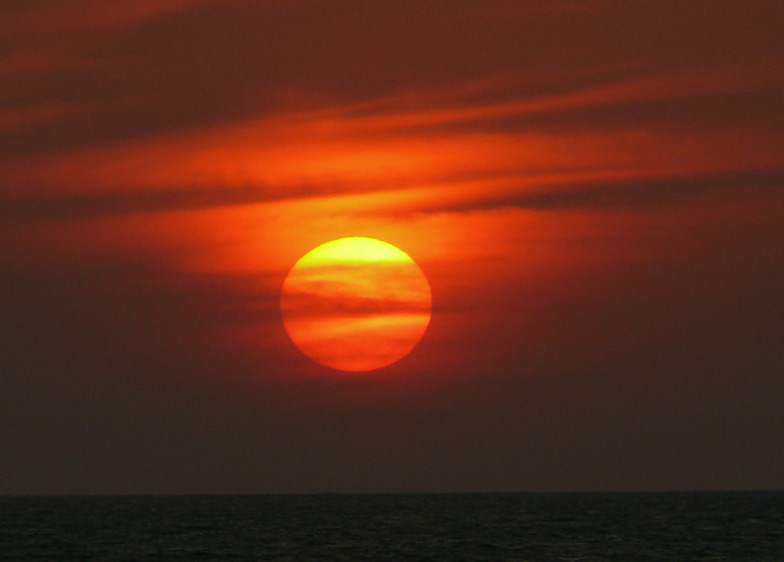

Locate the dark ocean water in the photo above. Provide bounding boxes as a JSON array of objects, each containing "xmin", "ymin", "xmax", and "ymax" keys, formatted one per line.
[{"xmin": 1, "ymin": 492, "xmax": 783, "ymax": 560}]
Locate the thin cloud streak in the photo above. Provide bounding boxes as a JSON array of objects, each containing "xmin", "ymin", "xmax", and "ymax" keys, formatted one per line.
[
  {"xmin": 4, "ymin": 168, "xmax": 783, "ymax": 226},
  {"xmin": 0, "ymin": 184, "xmax": 304, "ymax": 224},
  {"xmin": 318, "ymin": 63, "xmax": 783, "ymax": 133},
  {"xmin": 387, "ymin": 168, "xmax": 784, "ymax": 217}
]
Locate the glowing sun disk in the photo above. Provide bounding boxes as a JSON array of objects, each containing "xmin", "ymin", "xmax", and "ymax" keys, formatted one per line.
[{"xmin": 280, "ymin": 237, "xmax": 432, "ymax": 372}]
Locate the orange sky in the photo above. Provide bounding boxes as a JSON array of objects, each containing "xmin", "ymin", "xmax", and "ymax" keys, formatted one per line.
[{"xmin": 1, "ymin": 0, "xmax": 783, "ymax": 494}]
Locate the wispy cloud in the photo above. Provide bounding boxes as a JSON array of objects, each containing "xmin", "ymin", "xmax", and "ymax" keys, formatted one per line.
[
  {"xmin": 5, "ymin": 166, "xmax": 781, "ymax": 226},
  {"xmin": 400, "ymin": 168, "xmax": 784, "ymax": 216},
  {"xmin": 3, "ymin": 0, "xmax": 782, "ymax": 160},
  {"xmin": 0, "ymin": 180, "xmax": 372, "ymax": 224}
]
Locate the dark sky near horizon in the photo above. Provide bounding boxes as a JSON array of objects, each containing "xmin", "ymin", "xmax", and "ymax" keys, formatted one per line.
[{"xmin": 1, "ymin": 0, "xmax": 783, "ymax": 494}]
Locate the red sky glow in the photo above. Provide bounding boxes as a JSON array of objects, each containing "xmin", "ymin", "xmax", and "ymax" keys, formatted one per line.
[{"xmin": 1, "ymin": 0, "xmax": 783, "ymax": 494}]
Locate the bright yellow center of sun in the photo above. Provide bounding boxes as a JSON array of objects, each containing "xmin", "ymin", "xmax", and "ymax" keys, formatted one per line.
[{"xmin": 280, "ymin": 237, "xmax": 432, "ymax": 372}]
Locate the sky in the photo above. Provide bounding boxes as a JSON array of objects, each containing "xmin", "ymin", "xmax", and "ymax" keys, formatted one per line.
[{"xmin": 1, "ymin": 0, "xmax": 783, "ymax": 494}]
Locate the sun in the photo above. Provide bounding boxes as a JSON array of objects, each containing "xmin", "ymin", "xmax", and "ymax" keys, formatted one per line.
[{"xmin": 280, "ymin": 237, "xmax": 432, "ymax": 372}]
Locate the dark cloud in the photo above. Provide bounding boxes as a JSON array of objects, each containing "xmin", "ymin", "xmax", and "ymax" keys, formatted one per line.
[
  {"xmin": 393, "ymin": 168, "xmax": 784, "ymax": 216},
  {"xmin": 0, "ymin": 184, "xmax": 293, "ymax": 224},
  {"xmin": 3, "ymin": 167, "xmax": 781, "ymax": 226}
]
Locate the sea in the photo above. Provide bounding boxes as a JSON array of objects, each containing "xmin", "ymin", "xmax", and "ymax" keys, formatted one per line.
[{"xmin": 1, "ymin": 492, "xmax": 783, "ymax": 560}]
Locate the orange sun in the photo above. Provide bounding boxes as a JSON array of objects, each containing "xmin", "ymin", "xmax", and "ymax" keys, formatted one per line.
[{"xmin": 280, "ymin": 237, "xmax": 432, "ymax": 372}]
